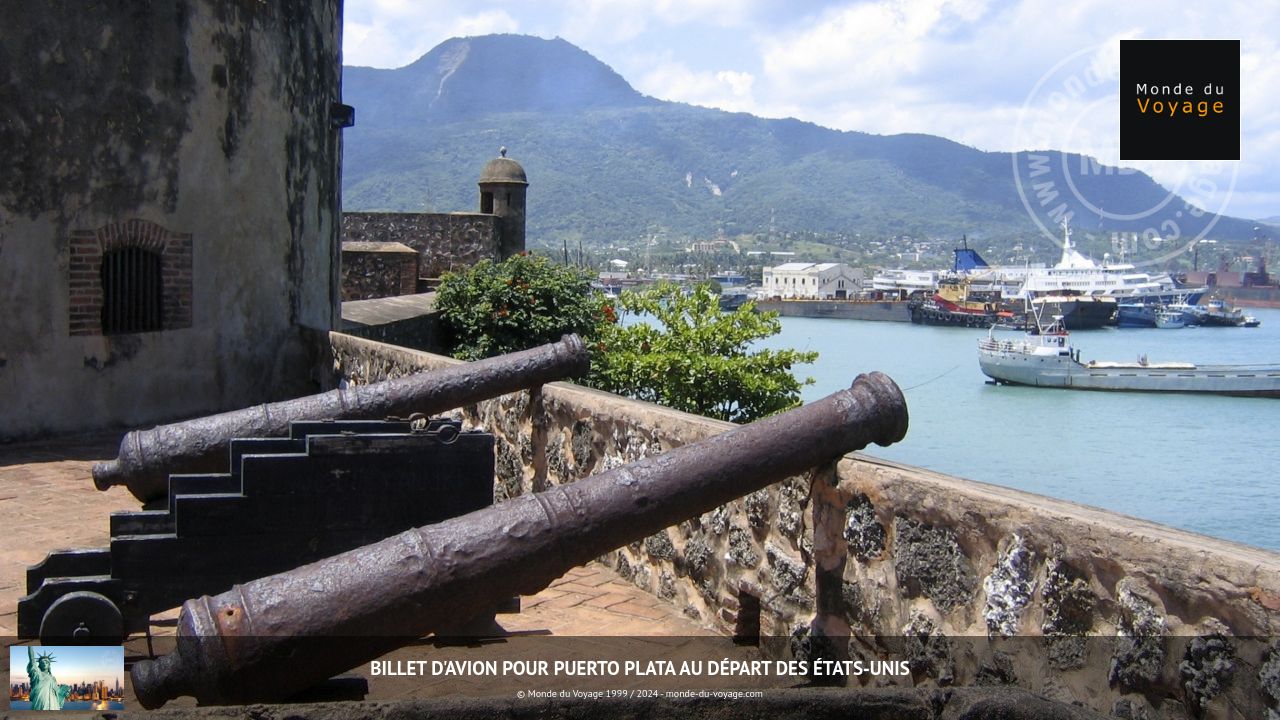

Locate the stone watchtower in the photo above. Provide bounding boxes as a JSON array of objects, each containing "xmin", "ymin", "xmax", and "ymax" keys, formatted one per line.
[{"xmin": 478, "ymin": 147, "xmax": 527, "ymax": 259}]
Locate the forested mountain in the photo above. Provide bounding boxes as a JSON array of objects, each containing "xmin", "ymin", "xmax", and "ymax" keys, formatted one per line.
[{"xmin": 342, "ymin": 34, "xmax": 1258, "ymax": 248}]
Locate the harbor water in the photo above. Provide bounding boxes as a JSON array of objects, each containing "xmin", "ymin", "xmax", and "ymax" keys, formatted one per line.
[{"xmin": 756, "ymin": 307, "xmax": 1280, "ymax": 552}]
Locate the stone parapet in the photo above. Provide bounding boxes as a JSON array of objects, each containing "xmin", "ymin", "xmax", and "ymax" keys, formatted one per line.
[
  {"xmin": 342, "ymin": 212, "xmax": 501, "ymax": 279},
  {"xmin": 340, "ymin": 241, "xmax": 418, "ymax": 300},
  {"xmin": 324, "ymin": 331, "xmax": 1280, "ymax": 718}
]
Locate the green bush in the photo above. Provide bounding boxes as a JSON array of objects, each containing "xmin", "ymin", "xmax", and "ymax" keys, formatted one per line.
[
  {"xmin": 435, "ymin": 254, "xmax": 604, "ymax": 360},
  {"xmin": 587, "ymin": 283, "xmax": 816, "ymax": 423}
]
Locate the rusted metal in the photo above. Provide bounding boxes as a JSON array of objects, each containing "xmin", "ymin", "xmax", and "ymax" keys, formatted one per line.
[
  {"xmin": 130, "ymin": 372, "xmax": 907, "ymax": 708},
  {"xmin": 22, "ymin": 419, "xmax": 496, "ymax": 642},
  {"xmin": 93, "ymin": 335, "xmax": 590, "ymax": 503}
]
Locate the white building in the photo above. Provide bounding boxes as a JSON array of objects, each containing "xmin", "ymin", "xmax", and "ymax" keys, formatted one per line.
[{"xmin": 762, "ymin": 262, "xmax": 865, "ymax": 299}]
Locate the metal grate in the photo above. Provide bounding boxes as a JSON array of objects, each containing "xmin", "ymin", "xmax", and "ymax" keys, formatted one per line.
[{"xmin": 101, "ymin": 246, "xmax": 163, "ymax": 335}]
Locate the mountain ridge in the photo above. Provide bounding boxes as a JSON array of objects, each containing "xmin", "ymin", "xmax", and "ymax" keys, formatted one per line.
[{"xmin": 341, "ymin": 34, "xmax": 1260, "ymax": 249}]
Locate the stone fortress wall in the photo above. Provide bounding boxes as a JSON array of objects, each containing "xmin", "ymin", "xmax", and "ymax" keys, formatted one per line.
[
  {"xmin": 340, "ymin": 241, "xmax": 420, "ymax": 301},
  {"xmin": 343, "ymin": 212, "xmax": 501, "ymax": 282},
  {"xmin": 341, "ymin": 149, "xmax": 529, "ymax": 290},
  {"xmin": 326, "ymin": 331, "xmax": 1280, "ymax": 720},
  {"xmin": 0, "ymin": 0, "xmax": 344, "ymax": 439}
]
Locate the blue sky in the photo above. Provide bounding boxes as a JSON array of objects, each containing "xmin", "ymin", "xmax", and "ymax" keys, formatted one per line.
[
  {"xmin": 343, "ymin": 1, "xmax": 1278, "ymax": 221},
  {"xmin": 9, "ymin": 646, "xmax": 124, "ymax": 687}
]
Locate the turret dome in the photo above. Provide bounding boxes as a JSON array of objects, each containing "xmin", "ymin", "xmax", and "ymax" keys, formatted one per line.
[{"xmin": 479, "ymin": 147, "xmax": 527, "ymax": 185}]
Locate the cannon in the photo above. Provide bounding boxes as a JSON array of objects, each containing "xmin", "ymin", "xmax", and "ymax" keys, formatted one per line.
[
  {"xmin": 131, "ymin": 372, "xmax": 908, "ymax": 708},
  {"xmin": 93, "ymin": 335, "xmax": 590, "ymax": 503},
  {"xmin": 21, "ymin": 419, "xmax": 497, "ymax": 643}
]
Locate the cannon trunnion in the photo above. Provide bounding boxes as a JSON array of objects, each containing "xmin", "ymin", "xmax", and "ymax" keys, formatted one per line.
[{"xmin": 20, "ymin": 420, "xmax": 494, "ymax": 642}]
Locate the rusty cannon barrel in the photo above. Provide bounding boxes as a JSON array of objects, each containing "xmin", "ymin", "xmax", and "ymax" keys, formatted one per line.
[
  {"xmin": 94, "ymin": 335, "xmax": 590, "ymax": 503},
  {"xmin": 130, "ymin": 372, "xmax": 907, "ymax": 708}
]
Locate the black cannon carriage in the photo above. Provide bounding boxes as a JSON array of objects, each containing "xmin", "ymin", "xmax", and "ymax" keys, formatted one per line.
[{"xmin": 19, "ymin": 418, "xmax": 496, "ymax": 643}]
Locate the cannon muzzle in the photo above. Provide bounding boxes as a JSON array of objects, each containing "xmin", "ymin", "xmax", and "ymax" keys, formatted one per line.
[
  {"xmin": 94, "ymin": 335, "xmax": 590, "ymax": 502},
  {"xmin": 131, "ymin": 372, "xmax": 907, "ymax": 708}
]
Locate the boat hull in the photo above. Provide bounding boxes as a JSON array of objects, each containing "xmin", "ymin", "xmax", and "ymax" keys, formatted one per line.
[
  {"xmin": 754, "ymin": 299, "xmax": 912, "ymax": 322},
  {"xmin": 1195, "ymin": 313, "xmax": 1245, "ymax": 327},
  {"xmin": 1212, "ymin": 285, "xmax": 1280, "ymax": 309},
  {"xmin": 909, "ymin": 302, "xmax": 994, "ymax": 327},
  {"xmin": 1031, "ymin": 298, "xmax": 1116, "ymax": 329},
  {"xmin": 1115, "ymin": 304, "xmax": 1157, "ymax": 328},
  {"xmin": 978, "ymin": 347, "xmax": 1280, "ymax": 397}
]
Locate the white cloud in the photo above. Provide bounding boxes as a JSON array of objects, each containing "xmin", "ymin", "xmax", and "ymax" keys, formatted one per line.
[
  {"xmin": 447, "ymin": 10, "xmax": 520, "ymax": 38},
  {"xmin": 340, "ymin": 0, "xmax": 1280, "ymax": 219},
  {"xmin": 343, "ymin": 2, "xmax": 520, "ymax": 68},
  {"xmin": 638, "ymin": 60, "xmax": 759, "ymax": 113},
  {"xmin": 759, "ymin": 0, "xmax": 993, "ymax": 103},
  {"xmin": 717, "ymin": 70, "xmax": 756, "ymax": 99},
  {"xmin": 554, "ymin": 0, "xmax": 758, "ymax": 52}
]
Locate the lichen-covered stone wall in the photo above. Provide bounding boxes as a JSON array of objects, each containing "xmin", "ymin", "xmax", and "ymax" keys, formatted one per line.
[
  {"xmin": 0, "ymin": 0, "xmax": 343, "ymax": 438},
  {"xmin": 324, "ymin": 332, "xmax": 1280, "ymax": 719},
  {"xmin": 342, "ymin": 212, "xmax": 501, "ymax": 279},
  {"xmin": 813, "ymin": 457, "xmax": 1280, "ymax": 719},
  {"xmin": 341, "ymin": 242, "xmax": 419, "ymax": 300},
  {"xmin": 325, "ymin": 332, "xmax": 817, "ymax": 640}
]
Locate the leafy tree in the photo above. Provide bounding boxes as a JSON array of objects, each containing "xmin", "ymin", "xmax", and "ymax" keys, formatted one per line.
[
  {"xmin": 588, "ymin": 283, "xmax": 817, "ymax": 423},
  {"xmin": 435, "ymin": 254, "xmax": 604, "ymax": 360}
]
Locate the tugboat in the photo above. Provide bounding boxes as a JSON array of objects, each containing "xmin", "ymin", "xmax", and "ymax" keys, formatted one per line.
[
  {"xmin": 1168, "ymin": 298, "xmax": 1249, "ymax": 327},
  {"xmin": 909, "ymin": 277, "xmax": 1000, "ymax": 327}
]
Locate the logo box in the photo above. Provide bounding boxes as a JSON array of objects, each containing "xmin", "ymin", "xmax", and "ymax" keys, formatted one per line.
[{"xmin": 1120, "ymin": 39, "xmax": 1240, "ymax": 160}]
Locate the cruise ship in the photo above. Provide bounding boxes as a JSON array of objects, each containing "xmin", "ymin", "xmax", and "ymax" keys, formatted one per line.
[{"xmin": 960, "ymin": 223, "xmax": 1205, "ymax": 306}]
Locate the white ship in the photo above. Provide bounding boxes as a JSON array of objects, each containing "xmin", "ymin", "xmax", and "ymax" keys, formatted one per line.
[
  {"xmin": 869, "ymin": 268, "xmax": 938, "ymax": 295},
  {"xmin": 977, "ymin": 322, "xmax": 1280, "ymax": 397},
  {"xmin": 962, "ymin": 223, "xmax": 1205, "ymax": 306}
]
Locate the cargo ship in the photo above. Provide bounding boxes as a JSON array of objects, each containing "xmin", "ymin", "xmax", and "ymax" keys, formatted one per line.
[{"xmin": 1185, "ymin": 255, "xmax": 1280, "ymax": 309}]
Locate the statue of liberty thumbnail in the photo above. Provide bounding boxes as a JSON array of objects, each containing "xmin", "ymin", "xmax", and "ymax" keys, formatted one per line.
[{"xmin": 27, "ymin": 646, "xmax": 72, "ymax": 710}]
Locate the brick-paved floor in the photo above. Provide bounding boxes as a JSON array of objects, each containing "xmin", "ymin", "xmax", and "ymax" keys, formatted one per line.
[
  {"xmin": 0, "ymin": 432, "xmax": 715, "ymax": 642},
  {"xmin": 0, "ymin": 431, "xmax": 140, "ymax": 637},
  {"xmin": 1, "ymin": 432, "xmax": 773, "ymax": 708}
]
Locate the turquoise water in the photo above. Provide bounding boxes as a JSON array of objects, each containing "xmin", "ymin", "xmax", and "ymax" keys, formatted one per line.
[{"xmin": 756, "ymin": 307, "xmax": 1280, "ymax": 551}]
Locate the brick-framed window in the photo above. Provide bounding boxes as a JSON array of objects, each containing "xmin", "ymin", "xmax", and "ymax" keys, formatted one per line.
[{"xmin": 68, "ymin": 219, "xmax": 193, "ymax": 336}]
